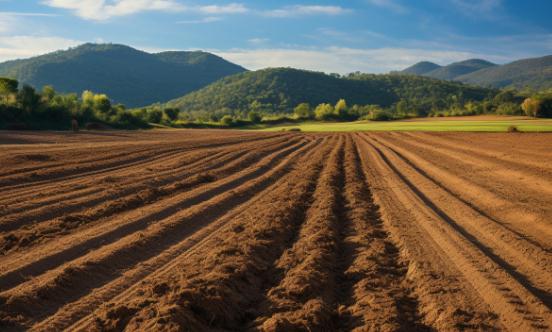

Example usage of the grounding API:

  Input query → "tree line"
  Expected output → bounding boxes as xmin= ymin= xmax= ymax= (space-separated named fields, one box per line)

xmin=0 ymin=78 xmax=178 ymax=130
xmin=1 ymin=75 xmax=551 ymax=131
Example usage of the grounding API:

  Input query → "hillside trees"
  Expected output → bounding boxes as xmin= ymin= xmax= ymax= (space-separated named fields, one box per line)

xmin=522 ymin=96 xmax=552 ymax=118
xmin=0 ymin=77 xmax=148 ymax=129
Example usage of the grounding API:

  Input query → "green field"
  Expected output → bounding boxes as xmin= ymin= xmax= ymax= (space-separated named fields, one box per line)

xmin=251 ymin=116 xmax=552 ymax=132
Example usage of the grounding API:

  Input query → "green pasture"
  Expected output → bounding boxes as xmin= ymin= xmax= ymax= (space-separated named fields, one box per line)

xmin=250 ymin=117 xmax=552 ymax=132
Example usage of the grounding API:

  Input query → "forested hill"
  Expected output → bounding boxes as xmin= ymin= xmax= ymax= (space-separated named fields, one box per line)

xmin=456 ymin=55 xmax=552 ymax=90
xmin=401 ymin=61 xmax=441 ymax=75
xmin=165 ymin=68 xmax=494 ymax=115
xmin=401 ymin=55 xmax=552 ymax=90
xmin=422 ymin=59 xmax=497 ymax=80
xmin=0 ymin=43 xmax=246 ymax=107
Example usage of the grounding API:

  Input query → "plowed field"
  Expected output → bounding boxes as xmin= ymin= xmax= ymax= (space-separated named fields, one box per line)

xmin=0 ymin=130 xmax=550 ymax=331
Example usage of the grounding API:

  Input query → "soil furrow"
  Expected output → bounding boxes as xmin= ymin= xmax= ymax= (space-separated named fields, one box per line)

xmin=0 ymin=136 xmax=299 ymax=239
xmin=34 ymin=137 xmax=327 ymax=331
xmin=355 ymin=133 xmax=503 ymax=330
xmin=359 ymin=134 xmax=551 ymax=330
xmin=0 ymin=136 xmax=317 ymax=329
xmin=63 ymin=136 xmax=333 ymax=332
xmin=334 ymin=136 xmax=428 ymax=331
xmin=248 ymin=135 xmax=345 ymax=331
xmin=367 ymin=134 xmax=552 ymax=308
xmin=0 ymin=137 xmax=307 ymax=289
xmin=369 ymin=133 xmax=552 ymax=250
xmin=0 ymin=133 xmax=284 ymax=191
xmin=396 ymin=132 xmax=552 ymax=173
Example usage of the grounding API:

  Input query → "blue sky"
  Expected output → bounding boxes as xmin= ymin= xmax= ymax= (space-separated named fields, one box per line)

xmin=0 ymin=0 xmax=551 ymax=73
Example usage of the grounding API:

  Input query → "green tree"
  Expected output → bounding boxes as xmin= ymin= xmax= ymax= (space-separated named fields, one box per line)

xmin=17 ymin=85 xmax=41 ymax=112
xmin=247 ymin=111 xmax=262 ymax=123
xmin=41 ymin=85 xmax=56 ymax=103
xmin=81 ymin=90 xmax=95 ymax=109
xmin=163 ymin=108 xmax=179 ymax=121
xmin=334 ymin=99 xmax=348 ymax=120
xmin=496 ymin=102 xmax=521 ymax=115
xmin=0 ymin=78 xmax=18 ymax=95
xmin=395 ymin=99 xmax=408 ymax=115
xmin=0 ymin=77 xmax=18 ymax=105
xmin=521 ymin=98 xmax=539 ymax=117
xmin=314 ymin=103 xmax=334 ymax=121
xmin=146 ymin=108 xmax=163 ymax=123
xmin=220 ymin=115 xmax=234 ymax=126
xmin=93 ymin=94 xmax=111 ymax=114
xmin=293 ymin=103 xmax=312 ymax=119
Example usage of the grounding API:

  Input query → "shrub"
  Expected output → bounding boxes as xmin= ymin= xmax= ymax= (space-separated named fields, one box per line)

xmin=247 ymin=111 xmax=262 ymax=123
xmin=507 ymin=125 xmax=520 ymax=133
xmin=220 ymin=115 xmax=234 ymax=126
xmin=496 ymin=102 xmax=522 ymax=115
xmin=368 ymin=109 xmax=393 ymax=121
xmin=314 ymin=103 xmax=334 ymax=121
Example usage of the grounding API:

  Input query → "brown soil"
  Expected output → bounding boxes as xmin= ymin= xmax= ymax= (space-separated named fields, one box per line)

xmin=0 ymin=130 xmax=550 ymax=331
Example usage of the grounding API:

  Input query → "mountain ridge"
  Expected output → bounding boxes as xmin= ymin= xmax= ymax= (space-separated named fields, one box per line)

xmin=0 ymin=43 xmax=246 ymax=107
xmin=401 ymin=55 xmax=552 ymax=90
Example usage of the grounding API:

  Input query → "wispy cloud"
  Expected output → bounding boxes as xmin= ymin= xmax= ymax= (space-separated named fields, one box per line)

xmin=0 ymin=11 xmax=58 ymax=17
xmin=0 ymin=11 xmax=57 ymax=34
xmin=247 ymin=37 xmax=269 ymax=44
xmin=42 ymin=0 xmax=185 ymax=20
xmin=366 ymin=0 xmax=407 ymax=14
xmin=0 ymin=35 xmax=82 ymax=61
xmin=263 ymin=5 xmax=351 ymax=18
xmin=450 ymin=0 xmax=502 ymax=12
xmin=176 ymin=16 xmax=221 ymax=24
xmin=196 ymin=3 xmax=248 ymax=15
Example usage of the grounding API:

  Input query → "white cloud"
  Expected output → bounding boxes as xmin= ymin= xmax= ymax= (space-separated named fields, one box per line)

xmin=0 ymin=35 xmax=82 ymax=62
xmin=248 ymin=37 xmax=269 ymax=44
xmin=196 ymin=3 xmax=248 ymax=14
xmin=176 ymin=16 xmax=221 ymax=24
xmin=0 ymin=12 xmax=57 ymax=34
xmin=366 ymin=0 xmax=407 ymax=14
xmin=0 ymin=13 xmax=17 ymax=33
xmin=42 ymin=0 xmax=185 ymax=20
xmin=214 ymin=46 xmax=503 ymax=74
xmin=264 ymin=5 xmax=351 ymax=18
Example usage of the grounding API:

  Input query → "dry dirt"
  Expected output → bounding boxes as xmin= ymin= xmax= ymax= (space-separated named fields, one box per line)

xmin=0 ymin=129 xmax=550 ymax=331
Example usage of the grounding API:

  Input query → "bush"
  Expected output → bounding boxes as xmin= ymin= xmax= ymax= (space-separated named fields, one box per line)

xmin=507 ymin=125 xmax=520 ymax=133
xmin=496 ymin=102 xmax=521 ymax=115
xmin=368 ymin=109 xmax=393 ymax=121
xmin=220 ymin=115 xmax=234 ymax=126
xmin=247 ymin=111 xmax=262 ymax=123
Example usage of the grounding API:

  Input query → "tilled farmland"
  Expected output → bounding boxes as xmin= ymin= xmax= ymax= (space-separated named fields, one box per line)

xmin=0 ymin=130 xmax=550 ymax=331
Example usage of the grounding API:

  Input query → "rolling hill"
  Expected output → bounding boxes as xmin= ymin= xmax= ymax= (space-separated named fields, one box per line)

xmin=166 ymin=68 xmax=494 ymax=114
xmin=402 ymin=55 xmax=552 ymax=90
xmin=401 ymin=61 xmax=441 ymax=75
xmin=424 ymin=59 xmax=497 ymax=80
xmin=456 ymin=55 xmax=552 ymax=90
xmin=0 ymin=43 xmax=246 ymax=107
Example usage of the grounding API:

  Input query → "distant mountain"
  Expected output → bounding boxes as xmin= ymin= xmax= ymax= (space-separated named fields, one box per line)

xmin=401 ymin=55 xmax=552 ymax=90
xmin=410 ymin=59 xmax=497 ymax=80
xmin=0 ymin=43 xmax=246 ymax=107
xmin=402 ymin=61 xmax=441 ymax=75
xmin=166 ymin=68 xmax=493 ymax=114
xmin=456 ymin=55 xmax=552 ymax=90
xmin=400 ymin=59 xmax=495 ymax=80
